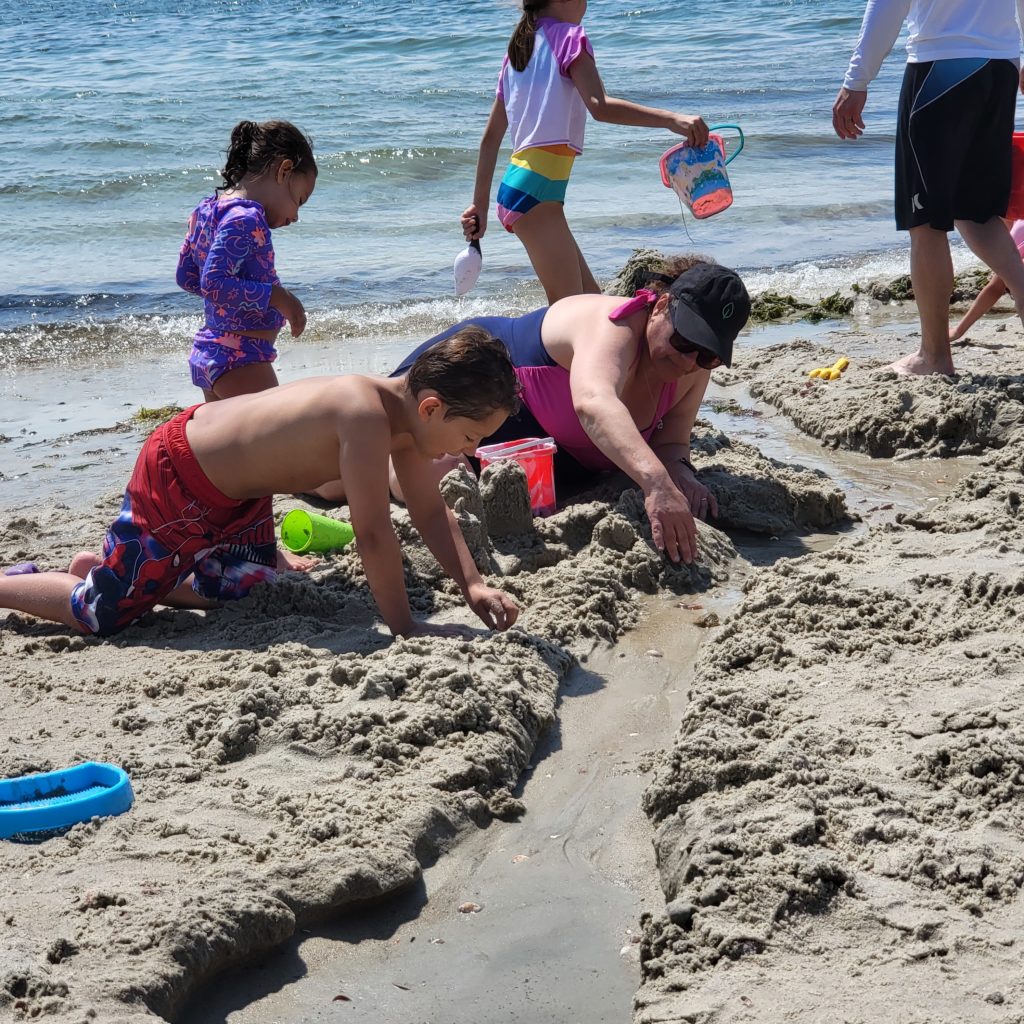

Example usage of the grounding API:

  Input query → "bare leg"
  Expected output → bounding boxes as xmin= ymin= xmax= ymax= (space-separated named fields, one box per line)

xmin=0 ymin=572 xmax=87 ymax=630
xmin=309 ymin=478 xmax=347 ymax=504
xmin=0 ymin=559 xmax=223 ymax=634
xmin=955 ymin=217 xmax=1024 ymax=327
xmin=513 ymin=202 xmax=599 ymax=303
xmin=950 ymin=273 xmax=1007 ymax=341
xmin=892 ymin=225 xmax=956 ymax=376
xmin=208 ymin=362 xmax=279 ymax=401
xmin=155 ymin=580 xmax=221 ymax=610
xmin=309 ymin=453 xmax=467 ymax=507
xmin=571 ymin=235 xmax=601 ymax=296
xmin=69 ymin=551 xmax=102 ymax=578
xmin=389 ymin=454 xmax=470 ymax=504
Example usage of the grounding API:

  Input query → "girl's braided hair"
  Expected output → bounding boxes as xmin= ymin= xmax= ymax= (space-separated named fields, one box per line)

xmin=508 ymin=1 xmax=546 ymax=72
xmin=218 ymin=119 xmax=317 ymax=194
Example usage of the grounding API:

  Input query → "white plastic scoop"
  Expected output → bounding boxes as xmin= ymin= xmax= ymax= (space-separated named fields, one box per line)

xmin=453 ymin=237 xmax=482 ymax=297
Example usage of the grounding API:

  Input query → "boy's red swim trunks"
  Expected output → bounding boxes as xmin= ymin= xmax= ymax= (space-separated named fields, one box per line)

xmin=71 ymin=405 xmax=277 ymax=636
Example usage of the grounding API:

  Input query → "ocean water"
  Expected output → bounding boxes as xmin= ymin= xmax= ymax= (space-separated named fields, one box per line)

xmin=0 ymin=0 xmax=1013 ymax=374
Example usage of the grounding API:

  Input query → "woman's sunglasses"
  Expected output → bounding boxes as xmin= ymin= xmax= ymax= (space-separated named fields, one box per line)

xmin=670 ymin=331 xmax=722 ymax=369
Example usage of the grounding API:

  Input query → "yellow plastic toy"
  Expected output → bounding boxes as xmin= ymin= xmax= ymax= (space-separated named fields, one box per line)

xmin=808 ymin=356 xmax=849 ymax=380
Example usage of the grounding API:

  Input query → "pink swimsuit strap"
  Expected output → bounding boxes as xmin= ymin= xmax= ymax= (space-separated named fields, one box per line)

xmin=607 ymin=288 xmax=658 ymax=321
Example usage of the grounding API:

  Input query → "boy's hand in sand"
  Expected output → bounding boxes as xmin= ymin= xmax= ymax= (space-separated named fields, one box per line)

xmin=401 ymin=620 xmax=476 ymax=640
xmin=270 ymin=284 xmax=307 ymax=337
xmin=670 ymin=114 xmax=709 ymax=148
xmin=645 ymin=483 xmax=698 ymax=564
xmin=467 ymin=583 xmax=519 ymax=631
xmin=832 ymin=88 xmax=867 ymax=140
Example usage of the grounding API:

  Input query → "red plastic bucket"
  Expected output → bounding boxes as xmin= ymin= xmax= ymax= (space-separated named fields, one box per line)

xmin=1008 ymin=132 xmax=1024 ymax=221
xmin=475 ymin=436 xmax=557 ymax=517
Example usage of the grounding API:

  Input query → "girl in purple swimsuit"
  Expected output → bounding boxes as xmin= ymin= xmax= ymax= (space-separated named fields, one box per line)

xmin=395 ymin=258 xmax=750 ymax=565
xmin=176 ymin=119 xmax=317 ymax=401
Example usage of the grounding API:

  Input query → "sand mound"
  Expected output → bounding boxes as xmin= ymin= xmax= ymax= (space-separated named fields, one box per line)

xmin=726 ymin=339 xmax=1024 ymax=459
xmin=691 ymin=422 xmax=850 ymax=534
xmin=636 ymin=434 xmax=1024 ymax=1023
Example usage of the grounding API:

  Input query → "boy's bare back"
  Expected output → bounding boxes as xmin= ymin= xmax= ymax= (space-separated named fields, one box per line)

xmin=185 ymin=375 xmax=409 ymax=501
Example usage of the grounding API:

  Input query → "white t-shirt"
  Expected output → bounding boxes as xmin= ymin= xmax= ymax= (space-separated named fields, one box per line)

xmin=497 ymin=18 xmax=593 ymax=154
xmin=844 ymin=0 xmax=1024 ymax=91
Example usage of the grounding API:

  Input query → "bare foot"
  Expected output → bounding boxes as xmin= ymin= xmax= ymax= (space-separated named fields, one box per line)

xmin=276 ymin=547 xmax=318 ymax=573
xmin=68 ymin=551 xmax=102 ymax=579
xmin=889 ymin=352 xmax=956 ymax=377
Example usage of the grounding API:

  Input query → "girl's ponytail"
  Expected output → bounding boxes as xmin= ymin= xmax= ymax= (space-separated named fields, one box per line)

xmin=508 ymin=1 xmax=544 ymax=72
xmin=217 ymin=119 xmax=317 ymax=194
xmin=220 ymin=120 xmax=259 ymax=192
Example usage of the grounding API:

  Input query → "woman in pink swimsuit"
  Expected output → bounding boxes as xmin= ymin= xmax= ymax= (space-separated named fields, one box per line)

xmin=395 ymin=258 xmax=750 ymax=565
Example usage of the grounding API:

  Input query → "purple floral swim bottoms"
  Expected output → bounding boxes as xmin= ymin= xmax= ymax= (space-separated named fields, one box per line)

xmin=188 ymin=328 xmax=278 ymax=390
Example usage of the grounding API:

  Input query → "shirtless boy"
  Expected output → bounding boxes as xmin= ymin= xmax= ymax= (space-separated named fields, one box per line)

xmin=0 ymin=328 xmax=521 ymax=639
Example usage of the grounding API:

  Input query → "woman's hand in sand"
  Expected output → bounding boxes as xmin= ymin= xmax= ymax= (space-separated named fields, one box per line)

xmin=832 ymin=88 xmax=867 ymax=140
xmin=270 ymin=284 xmax=307 ymax=337
xmin=673 ymin=463 xmax=718 ymax=522
xmin=461 ymin=204 xmax=486 ymax=242
xmin=467 ymin=583 xmax=519 ymax=631
xmin=670 ymin=114 xmax=709 ymax=149
xmin=645 ymin=483 xmax=698 ymax=564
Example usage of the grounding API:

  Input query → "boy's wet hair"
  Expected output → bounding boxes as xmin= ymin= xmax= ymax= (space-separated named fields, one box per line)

xmin=219 ymin=119 xmax=317 ymax=193
xmin=508 ymin=1 xmax=546 ymax=72
xmin=407 ymin=327 xmax=522 ymax=420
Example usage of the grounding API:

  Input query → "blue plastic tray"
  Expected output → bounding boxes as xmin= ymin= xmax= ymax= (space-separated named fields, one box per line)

xmin=0 ymin=762 xmax=134 ymax=840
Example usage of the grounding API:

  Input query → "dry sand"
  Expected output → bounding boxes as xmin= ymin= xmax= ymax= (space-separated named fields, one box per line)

xmin=3 ymin=307 xmax=1022 ymax=1024
xmin=0 ymin=424 xmax=843 ymax=1021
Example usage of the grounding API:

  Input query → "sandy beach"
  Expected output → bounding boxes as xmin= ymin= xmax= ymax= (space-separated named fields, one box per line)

xmin=637 ymin=323 xmax=1024 ymax=1023
xmin=3 ymin=296 xmax=1024 ymax=1023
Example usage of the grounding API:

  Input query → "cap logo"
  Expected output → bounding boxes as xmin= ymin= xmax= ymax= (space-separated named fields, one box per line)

xmin=721 ymin=302 xmax=734 ymax=320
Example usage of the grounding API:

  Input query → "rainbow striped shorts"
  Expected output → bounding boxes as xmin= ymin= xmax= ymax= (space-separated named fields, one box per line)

xmin=495 ymin=144 xmax=576 ymax=231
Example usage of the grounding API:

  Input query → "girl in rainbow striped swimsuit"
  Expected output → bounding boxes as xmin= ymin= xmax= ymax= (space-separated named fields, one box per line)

xmin=461 ymin=0 xmax=710 ymax=303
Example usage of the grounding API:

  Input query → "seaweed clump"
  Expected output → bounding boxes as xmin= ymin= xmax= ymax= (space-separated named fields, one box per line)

xmin=749 ymin=291 xmax=853 ymax=324
xmin=134 ymin=405 xmax=184 ymax=425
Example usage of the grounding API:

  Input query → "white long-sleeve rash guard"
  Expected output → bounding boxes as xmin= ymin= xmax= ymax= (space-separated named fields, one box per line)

xmin=843 ymin=0 xmax=1024 ymax=91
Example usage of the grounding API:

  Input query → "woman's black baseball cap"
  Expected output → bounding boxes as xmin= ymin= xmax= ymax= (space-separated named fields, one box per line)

xmin=665 ymin=263 xmax=751 ymax=368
